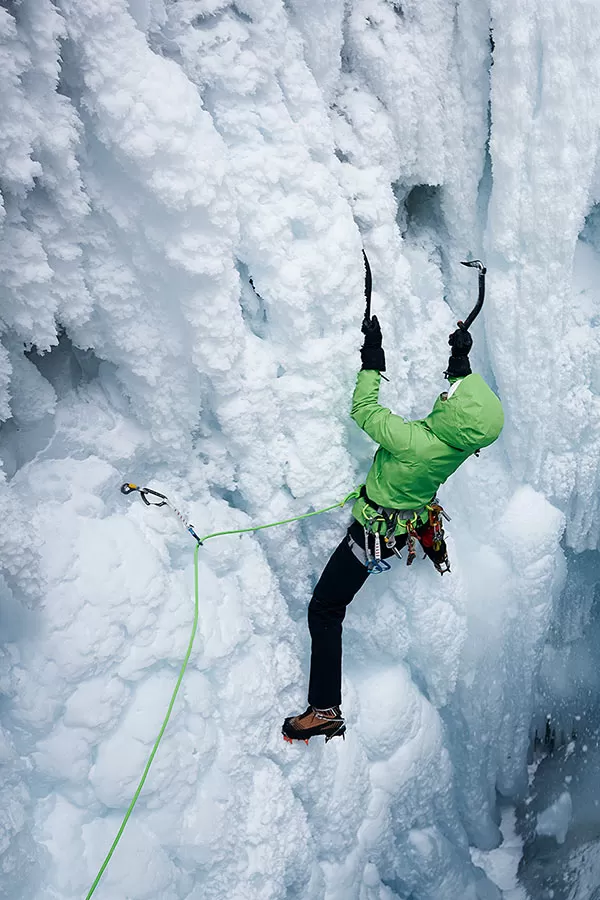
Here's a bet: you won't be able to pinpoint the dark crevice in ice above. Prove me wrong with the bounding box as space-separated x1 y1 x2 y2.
27 329 102 399
236 260 268 339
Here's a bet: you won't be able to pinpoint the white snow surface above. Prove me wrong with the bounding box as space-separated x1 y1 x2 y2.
1 1 599 899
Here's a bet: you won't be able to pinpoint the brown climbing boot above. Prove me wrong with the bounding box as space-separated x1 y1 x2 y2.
282 705 345 744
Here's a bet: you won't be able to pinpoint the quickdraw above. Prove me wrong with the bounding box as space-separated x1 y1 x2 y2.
428 501 451 551
424 501 452 574
405 519 418 567
120 483 203 544
363 524 392 574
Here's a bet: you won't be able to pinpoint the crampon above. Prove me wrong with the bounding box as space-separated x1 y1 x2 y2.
282 706 346 744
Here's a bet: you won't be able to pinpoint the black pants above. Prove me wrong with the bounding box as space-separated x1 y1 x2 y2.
307 519 444 709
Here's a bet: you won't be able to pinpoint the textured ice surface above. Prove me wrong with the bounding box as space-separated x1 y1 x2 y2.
1 1 599 899
536 792 573 845
471 808 528 900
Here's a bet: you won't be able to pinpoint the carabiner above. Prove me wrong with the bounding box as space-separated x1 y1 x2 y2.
121 483 168 507
367 558 392 575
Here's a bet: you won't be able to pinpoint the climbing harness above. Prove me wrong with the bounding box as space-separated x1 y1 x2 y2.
356 486 451 575
84 483 360 900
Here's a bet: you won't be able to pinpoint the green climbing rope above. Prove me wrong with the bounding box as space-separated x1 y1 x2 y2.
85 542 200 900
198 492 358 543
84 490 357 898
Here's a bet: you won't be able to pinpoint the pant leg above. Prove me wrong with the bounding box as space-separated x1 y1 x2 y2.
307 522 370 709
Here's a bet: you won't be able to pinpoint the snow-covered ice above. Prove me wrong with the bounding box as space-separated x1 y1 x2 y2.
536 792 572 845
2 1 600 899
471 808 529 900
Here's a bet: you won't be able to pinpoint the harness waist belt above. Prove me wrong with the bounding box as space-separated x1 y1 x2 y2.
359 485 430 520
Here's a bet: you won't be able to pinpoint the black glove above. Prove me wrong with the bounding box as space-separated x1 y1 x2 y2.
445 326 472 378
360 315 386 372
448 327 472 356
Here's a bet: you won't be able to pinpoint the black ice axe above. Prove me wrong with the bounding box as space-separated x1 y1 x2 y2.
362 249 372 322
458 259 486 330
364 253 486 330
361 249 390 380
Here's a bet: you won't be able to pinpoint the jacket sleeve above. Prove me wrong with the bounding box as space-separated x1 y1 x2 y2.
351 370 412 455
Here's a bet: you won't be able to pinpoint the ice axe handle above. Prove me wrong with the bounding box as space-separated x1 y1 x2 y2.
362 250 372 322
459 260 486 331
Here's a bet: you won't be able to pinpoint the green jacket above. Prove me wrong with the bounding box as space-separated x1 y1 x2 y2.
351 370 504 533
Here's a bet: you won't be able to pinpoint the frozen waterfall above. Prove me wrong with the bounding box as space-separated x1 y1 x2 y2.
1 2 600 899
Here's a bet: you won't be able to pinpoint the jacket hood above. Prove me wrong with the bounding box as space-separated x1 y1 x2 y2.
421 373 504 452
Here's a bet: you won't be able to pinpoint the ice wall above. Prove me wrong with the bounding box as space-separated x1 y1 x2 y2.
0 1 598 899
483 3 600 896
487 0 600 550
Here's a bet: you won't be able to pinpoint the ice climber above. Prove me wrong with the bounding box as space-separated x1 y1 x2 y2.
282 303 504 744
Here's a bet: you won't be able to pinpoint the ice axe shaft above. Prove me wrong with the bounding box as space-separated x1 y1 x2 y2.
362 250 372 321
360 249 389 381
459 259 486 330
